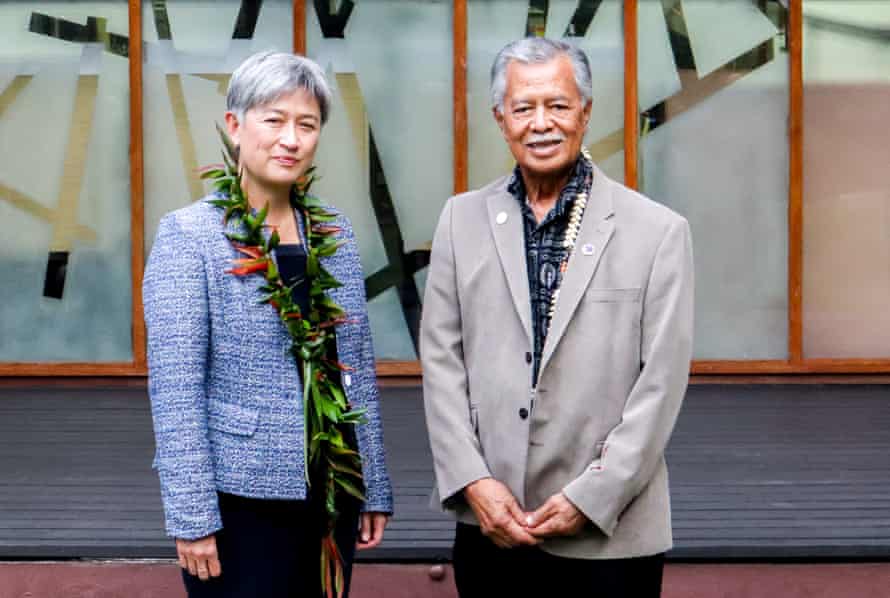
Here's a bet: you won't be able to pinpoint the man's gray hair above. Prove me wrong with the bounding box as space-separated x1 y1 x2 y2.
227 51 332 124
490 37 593 114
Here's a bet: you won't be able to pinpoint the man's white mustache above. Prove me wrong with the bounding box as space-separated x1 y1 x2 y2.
525 135 565 145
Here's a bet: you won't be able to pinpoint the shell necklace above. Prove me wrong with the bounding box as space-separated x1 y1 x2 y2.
547 147 593 321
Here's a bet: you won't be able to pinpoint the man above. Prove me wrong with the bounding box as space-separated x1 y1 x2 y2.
421 38 693 597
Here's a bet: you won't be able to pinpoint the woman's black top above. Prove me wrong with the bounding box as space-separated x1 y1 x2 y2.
275 244 312 318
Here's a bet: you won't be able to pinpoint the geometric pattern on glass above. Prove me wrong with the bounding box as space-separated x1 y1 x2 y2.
0 2 132 362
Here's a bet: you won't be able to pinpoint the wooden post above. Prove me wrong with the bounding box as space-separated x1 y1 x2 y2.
453 0 468 194
623 0 638 190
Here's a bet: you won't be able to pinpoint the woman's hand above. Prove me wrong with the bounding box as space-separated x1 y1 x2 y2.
176 534 222 581
357 512 389 550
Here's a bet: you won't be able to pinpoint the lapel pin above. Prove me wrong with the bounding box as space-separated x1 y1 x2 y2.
496 211 508 225
582 243 595 255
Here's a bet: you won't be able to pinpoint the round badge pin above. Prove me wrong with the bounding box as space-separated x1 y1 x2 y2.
496 211 508 225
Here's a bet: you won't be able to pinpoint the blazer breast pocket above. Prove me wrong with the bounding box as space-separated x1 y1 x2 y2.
585 287 642 303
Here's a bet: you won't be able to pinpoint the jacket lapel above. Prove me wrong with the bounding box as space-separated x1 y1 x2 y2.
486 186 533 345
539 166 615 375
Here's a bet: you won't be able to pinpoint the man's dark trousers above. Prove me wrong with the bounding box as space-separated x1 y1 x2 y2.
452 523 665 598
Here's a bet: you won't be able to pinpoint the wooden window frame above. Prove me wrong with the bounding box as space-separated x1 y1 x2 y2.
4 0 890 377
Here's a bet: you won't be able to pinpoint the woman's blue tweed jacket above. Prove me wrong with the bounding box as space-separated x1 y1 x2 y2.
143 196 393 540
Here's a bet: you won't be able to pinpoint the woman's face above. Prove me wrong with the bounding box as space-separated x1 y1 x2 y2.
225 87 322 194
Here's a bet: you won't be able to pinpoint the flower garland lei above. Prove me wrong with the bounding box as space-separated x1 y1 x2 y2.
200 129 364 598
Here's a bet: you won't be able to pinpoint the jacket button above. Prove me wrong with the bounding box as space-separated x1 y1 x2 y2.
519 407 529 420
525 352 532 364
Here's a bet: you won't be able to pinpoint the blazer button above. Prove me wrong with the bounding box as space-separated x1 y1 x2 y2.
519 407 529 420
525 352 532 364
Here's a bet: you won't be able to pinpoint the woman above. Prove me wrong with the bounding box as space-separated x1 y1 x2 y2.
143 51 392 597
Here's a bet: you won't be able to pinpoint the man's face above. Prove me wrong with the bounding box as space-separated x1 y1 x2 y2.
494 55 591 181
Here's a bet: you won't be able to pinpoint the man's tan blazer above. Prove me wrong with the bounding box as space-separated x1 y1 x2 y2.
421 164 694 559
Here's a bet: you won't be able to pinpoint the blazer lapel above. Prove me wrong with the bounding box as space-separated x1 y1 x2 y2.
486 186 533 345
539 166 615 375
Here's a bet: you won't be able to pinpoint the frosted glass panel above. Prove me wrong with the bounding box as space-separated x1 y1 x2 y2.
367 289 418 361
802 1 890 357
681 0 779 78
803 3 890 83
343 2 453 254
468 0 625 187
543 1 578 39
414 267 429 306
639 0 789 360
638 1 682 111
312 73 388 278
307 1 451 360
574 0 624 181
142 0 293 258
161 3 242 55
0 1 132 362
466 1 528 190
0 2 130 60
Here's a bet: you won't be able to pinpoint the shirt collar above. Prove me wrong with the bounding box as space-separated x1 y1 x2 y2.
507 155 592 221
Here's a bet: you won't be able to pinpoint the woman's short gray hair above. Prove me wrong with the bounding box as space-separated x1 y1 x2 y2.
490 38 593 114
227 51 332 124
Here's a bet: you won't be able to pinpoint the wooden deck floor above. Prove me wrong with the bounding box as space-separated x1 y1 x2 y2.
0 384 888 561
